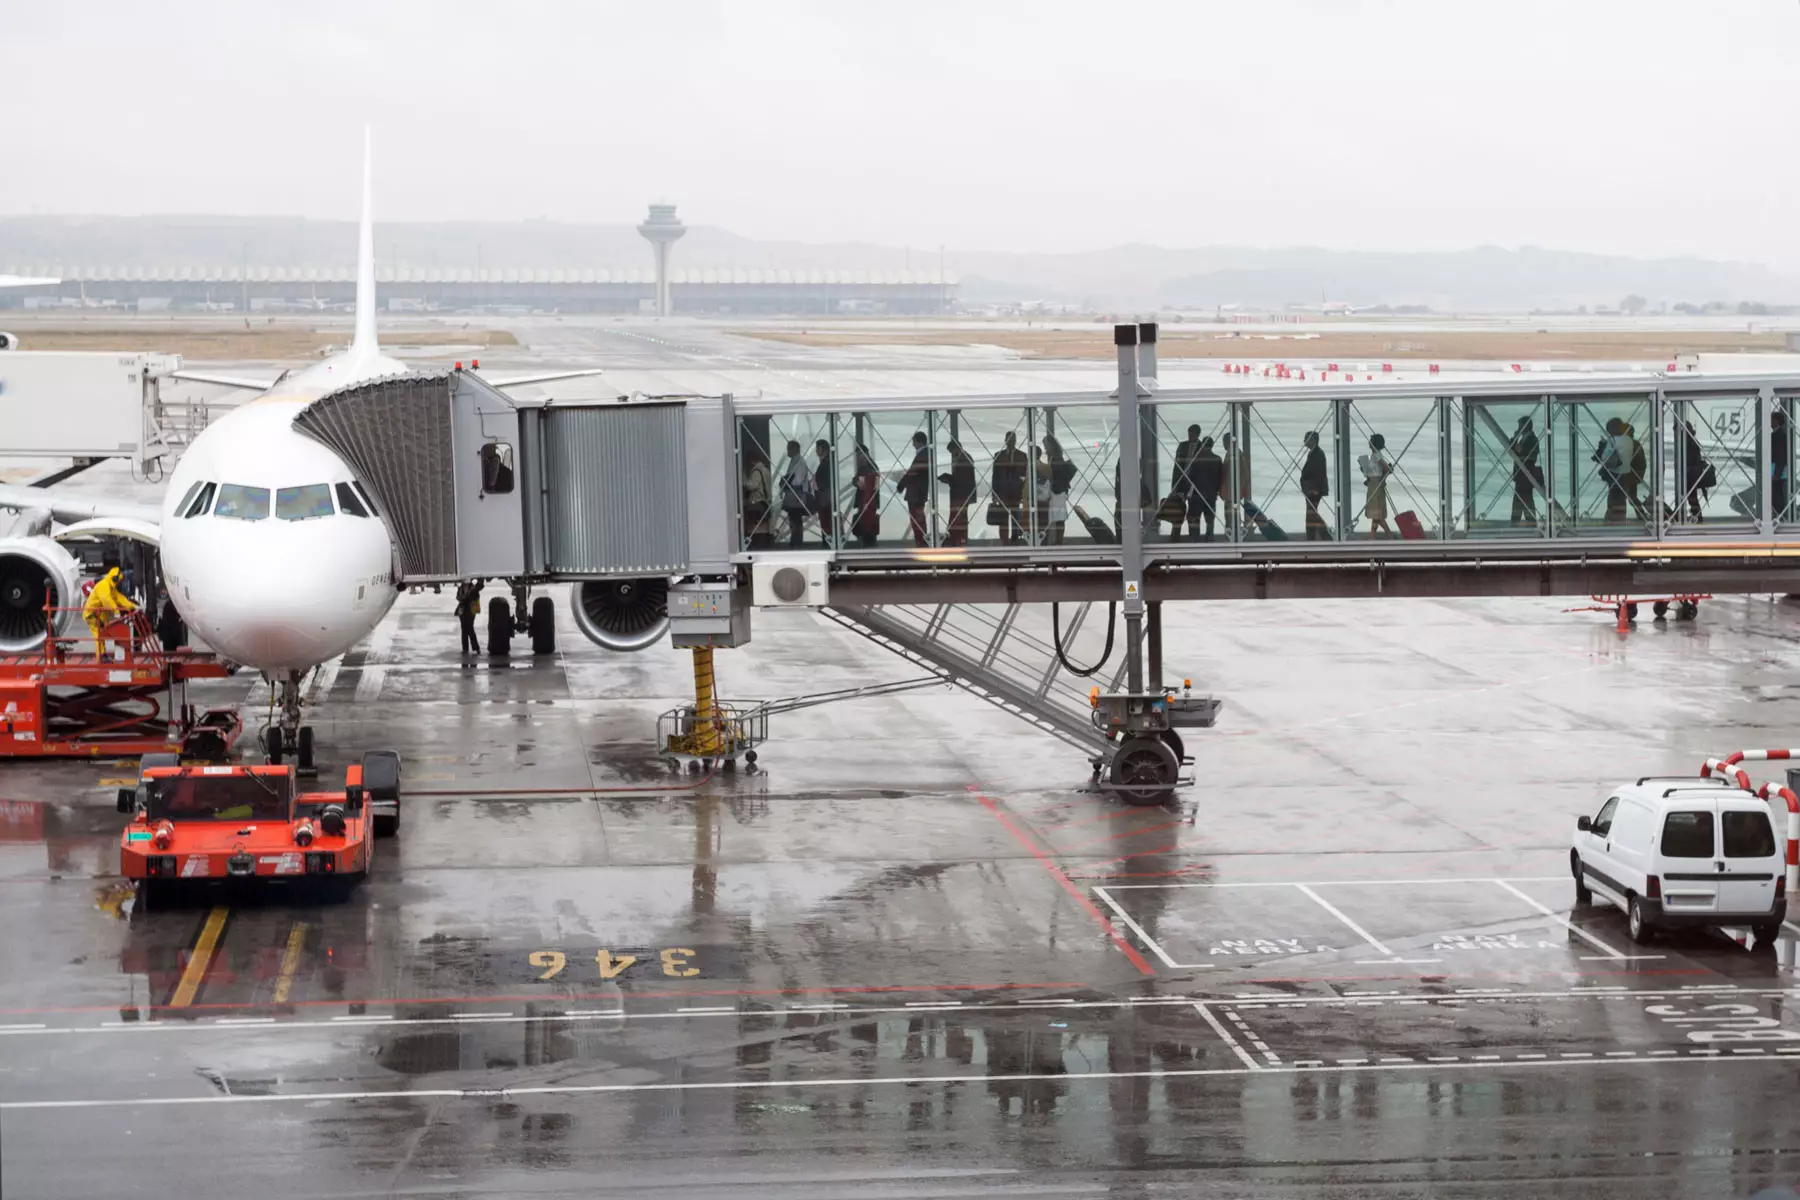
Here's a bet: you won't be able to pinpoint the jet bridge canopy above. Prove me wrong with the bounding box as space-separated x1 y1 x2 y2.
292 370 703 583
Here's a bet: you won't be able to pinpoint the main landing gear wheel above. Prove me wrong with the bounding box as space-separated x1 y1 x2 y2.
488 597 513 659
1110 736 1179 808
297 726 315 773
263 725 284 766
530 596 555 656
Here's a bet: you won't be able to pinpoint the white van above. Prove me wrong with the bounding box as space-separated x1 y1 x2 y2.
1570 776 1787 945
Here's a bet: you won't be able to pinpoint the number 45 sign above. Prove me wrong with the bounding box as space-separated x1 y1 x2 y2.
529 947 700 981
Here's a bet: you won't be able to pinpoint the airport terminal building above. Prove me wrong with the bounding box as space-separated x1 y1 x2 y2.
0 264 957 315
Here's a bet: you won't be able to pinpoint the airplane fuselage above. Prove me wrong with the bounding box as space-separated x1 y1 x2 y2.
159 348 408 675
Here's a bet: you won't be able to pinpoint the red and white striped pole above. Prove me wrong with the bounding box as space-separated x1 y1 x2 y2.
1701 754 1800 900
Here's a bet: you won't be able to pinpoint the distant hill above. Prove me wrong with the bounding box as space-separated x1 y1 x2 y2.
2 216 1794 312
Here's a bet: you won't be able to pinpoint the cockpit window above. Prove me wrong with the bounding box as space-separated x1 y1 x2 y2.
353 482 380 517
335 482 369 518
276 484 335 521
182 482 217 518
175 480 203 515
213 484 270 521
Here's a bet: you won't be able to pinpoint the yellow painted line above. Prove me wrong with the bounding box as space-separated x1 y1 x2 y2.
97 778 136 788
169 907 228 1009
271 922 309 1004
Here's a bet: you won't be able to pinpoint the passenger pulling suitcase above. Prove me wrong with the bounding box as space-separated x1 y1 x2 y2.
1395 510 1426 539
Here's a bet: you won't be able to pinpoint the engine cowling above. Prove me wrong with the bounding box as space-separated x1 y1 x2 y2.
0 332 18 351
0 537 82 653
570 578 669 652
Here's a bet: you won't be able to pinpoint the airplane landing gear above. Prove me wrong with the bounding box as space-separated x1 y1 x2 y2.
265 670 316 775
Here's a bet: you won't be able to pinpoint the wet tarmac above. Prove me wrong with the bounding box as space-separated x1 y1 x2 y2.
8 582 1800 1197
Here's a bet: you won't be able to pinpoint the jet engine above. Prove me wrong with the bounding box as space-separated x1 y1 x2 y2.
569 578 669 652
0 332 19 351
0 537 82 654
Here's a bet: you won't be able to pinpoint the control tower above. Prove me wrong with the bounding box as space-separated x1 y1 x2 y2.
637 203 687 317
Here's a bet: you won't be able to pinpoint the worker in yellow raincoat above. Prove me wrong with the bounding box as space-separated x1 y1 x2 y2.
83 566 137 660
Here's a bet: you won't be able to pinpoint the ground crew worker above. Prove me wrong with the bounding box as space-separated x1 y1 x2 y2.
83 565 136 660
455 580 482 656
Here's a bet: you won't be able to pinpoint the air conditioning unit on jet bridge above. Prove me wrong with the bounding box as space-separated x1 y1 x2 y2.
752 554 831 607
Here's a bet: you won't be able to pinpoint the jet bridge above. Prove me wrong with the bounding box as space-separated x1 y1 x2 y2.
289 348 1800 804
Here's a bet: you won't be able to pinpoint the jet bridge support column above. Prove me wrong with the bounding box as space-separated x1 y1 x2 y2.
1086 322 1220 806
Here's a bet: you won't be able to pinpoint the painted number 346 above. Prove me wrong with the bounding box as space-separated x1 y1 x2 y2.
529 948 700 980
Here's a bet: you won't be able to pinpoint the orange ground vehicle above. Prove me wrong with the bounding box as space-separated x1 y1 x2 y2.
117 751 401 902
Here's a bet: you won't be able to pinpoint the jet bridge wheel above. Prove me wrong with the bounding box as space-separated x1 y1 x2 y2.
1110 736 1179 808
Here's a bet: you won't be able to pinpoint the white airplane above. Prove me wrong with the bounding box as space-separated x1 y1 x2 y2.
0 133 620 769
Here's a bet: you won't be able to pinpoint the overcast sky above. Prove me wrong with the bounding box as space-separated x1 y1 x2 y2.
6 1 1798 264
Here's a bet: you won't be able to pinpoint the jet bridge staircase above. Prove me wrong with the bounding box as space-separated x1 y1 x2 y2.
823 600 1195 774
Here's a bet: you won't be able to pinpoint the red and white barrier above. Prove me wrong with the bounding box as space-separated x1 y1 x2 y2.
1702 753 1800 899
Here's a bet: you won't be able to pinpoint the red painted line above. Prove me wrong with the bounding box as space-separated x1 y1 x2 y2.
1088 819 1185 846
1080 843 1182 869
0 979 1091 1018
973 792 1156 976
1067 867 1215 881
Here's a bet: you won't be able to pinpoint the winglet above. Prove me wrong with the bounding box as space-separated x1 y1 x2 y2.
350 126 378 359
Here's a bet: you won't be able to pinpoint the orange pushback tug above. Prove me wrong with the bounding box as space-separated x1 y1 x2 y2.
118 751 401 902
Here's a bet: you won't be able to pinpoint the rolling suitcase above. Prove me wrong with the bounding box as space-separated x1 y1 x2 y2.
1396 510 1426 539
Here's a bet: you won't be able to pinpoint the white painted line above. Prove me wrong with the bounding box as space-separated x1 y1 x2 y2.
1604 1051 1636 1057
1193 1003 1260 1071
1516 1053 1547 1060
1427 1056 1458 1063
0 1024 47 1032
676 1006 734 1014
213 1017 276 1026
448 1013 516 1022
1489 878 1637 961
1099 876 1567 891
904 1001 963 1008
1091 887 1185 970
6 1051 1789 1112
1559 1052 1593 1059
1649 1050 1677 1056
1 985 1788 1042
1473 1054 1501 1061
1580 955 1667 961
1296 884 1392 957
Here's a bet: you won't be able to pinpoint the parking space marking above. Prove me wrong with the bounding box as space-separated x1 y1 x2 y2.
1489 878 1656 961
1294 884 1392 957
1090 886 1188 970
168 907 228 1009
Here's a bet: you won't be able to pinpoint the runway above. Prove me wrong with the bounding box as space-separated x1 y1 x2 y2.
4 318 1800 1196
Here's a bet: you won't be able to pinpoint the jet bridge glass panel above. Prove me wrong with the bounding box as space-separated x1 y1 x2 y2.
734 377 1800 560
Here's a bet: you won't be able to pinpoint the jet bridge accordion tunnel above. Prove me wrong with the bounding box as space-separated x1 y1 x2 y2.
292 369 736 652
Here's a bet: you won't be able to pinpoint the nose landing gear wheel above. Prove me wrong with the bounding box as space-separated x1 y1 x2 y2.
1110 736 1179 808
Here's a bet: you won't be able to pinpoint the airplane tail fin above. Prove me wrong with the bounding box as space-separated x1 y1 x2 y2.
350 126 378 359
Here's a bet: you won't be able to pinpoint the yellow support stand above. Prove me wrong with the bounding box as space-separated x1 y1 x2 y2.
686 646 722 757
